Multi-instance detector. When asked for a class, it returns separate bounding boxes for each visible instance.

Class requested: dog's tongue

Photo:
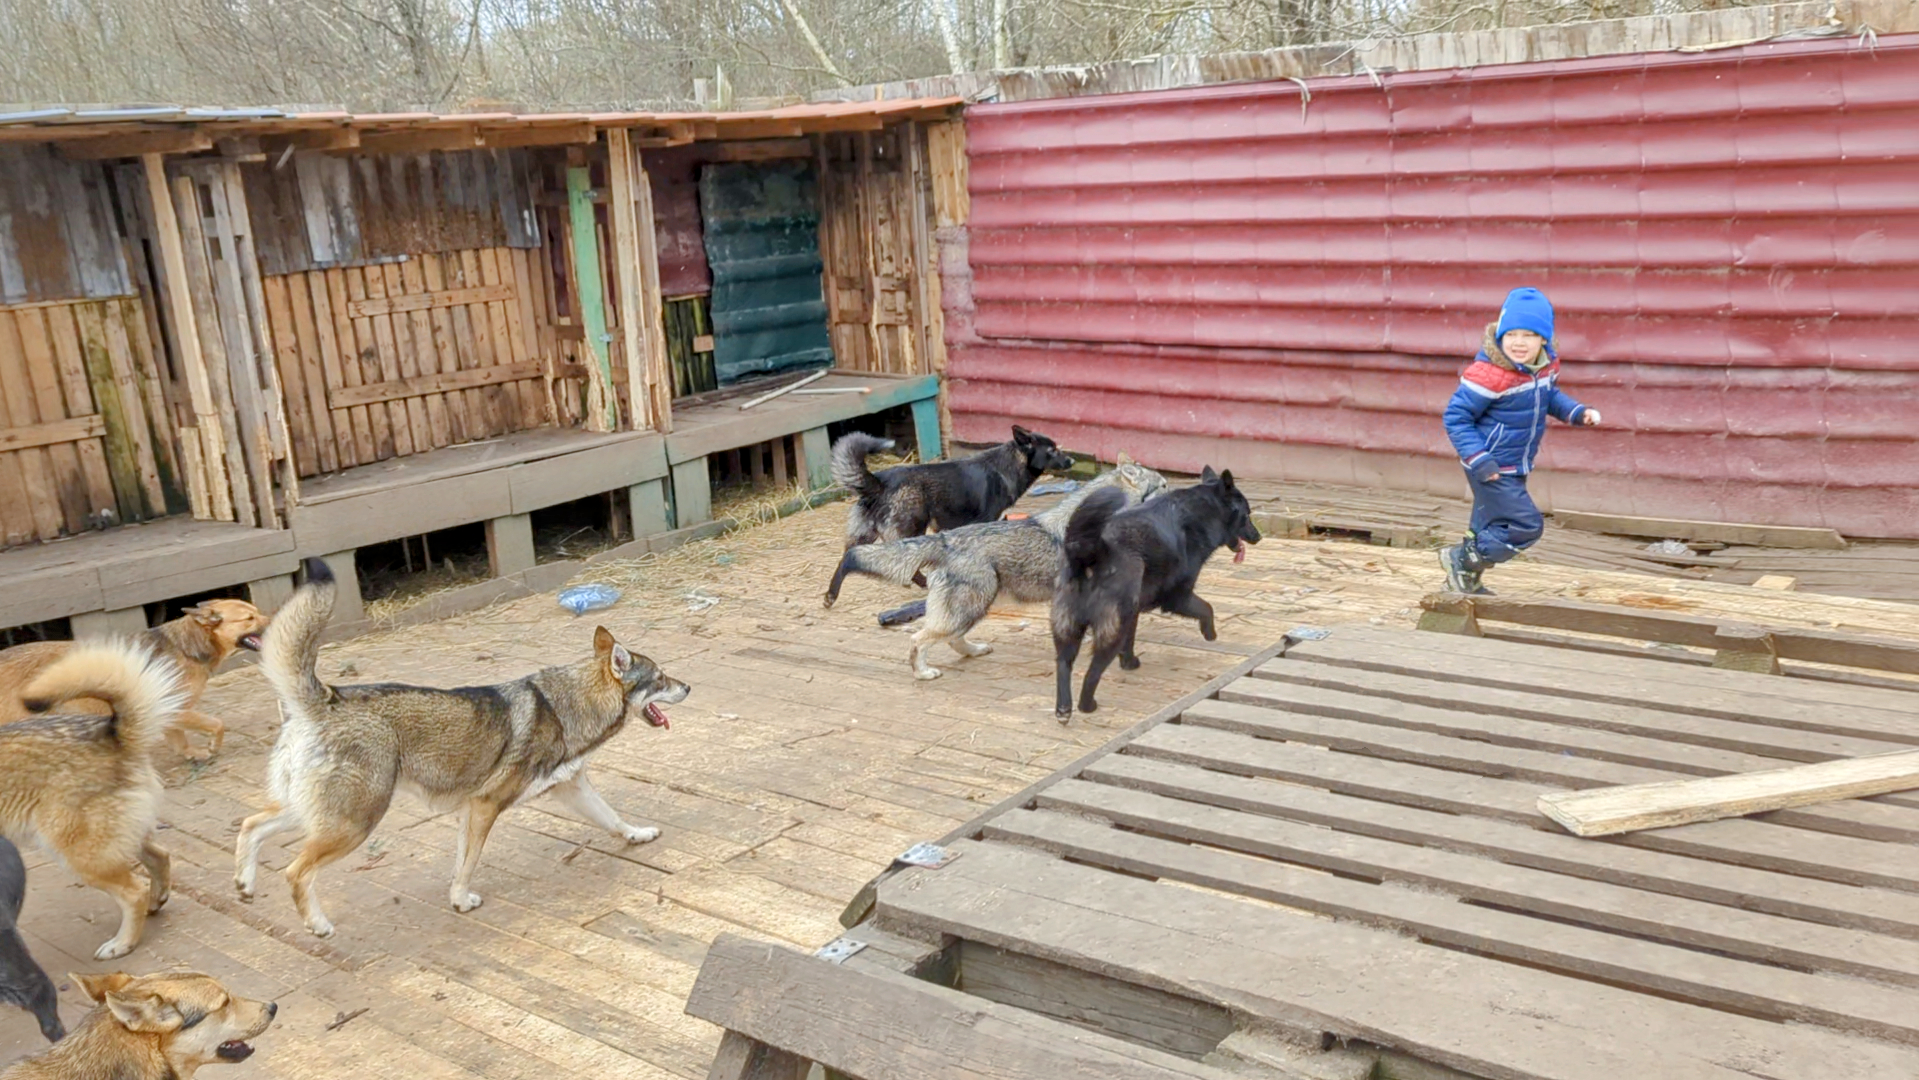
[644,702,670,729]
[1233,540,1247,564]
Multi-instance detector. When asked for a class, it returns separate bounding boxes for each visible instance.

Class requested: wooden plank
[320,267,378,463]
[417,253,472,444]
[377,256,434,450]
[876,841,1919,1080]
[219,159,300,512]
[1084,752,1919,940]
[140,153,226,520]
[606,129,651,433]
[359,263,416,456]
[398,255,453,449]
[473,249,518,435]
[345,283,518,320]
[1554,509,1848,550]
[632,158,673,433]
[169,169,243,522]
[42,303,118,517]
[118,297,181,506]
[7,308,90,531]
[330,361,545,408]
[99,299,168,516]
[1190,692,1919,844]
[0,309,67,541]
[71,302,143,525]
[686,934,1240,1080]
[987,806,1919,1044]
[503,247,547,429]
[285,271,340,473]
[58,130,213,161]
[262,274,319,476]
[1128,721,1919,894]
[1540,751,1919,838]
[565,165,618,432]
[0,412,106,451]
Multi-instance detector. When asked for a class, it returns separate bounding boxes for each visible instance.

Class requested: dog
[0,600,269,761]
[1052,467,1261,718]
[0,970,276,1079]
[826,459,1168,680]
[832,425,1075,551]
[236,557,691,938]
[0,838,62,1043]
[0,642,184,960]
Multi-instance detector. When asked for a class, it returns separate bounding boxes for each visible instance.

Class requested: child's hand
[1582,409,1602,427]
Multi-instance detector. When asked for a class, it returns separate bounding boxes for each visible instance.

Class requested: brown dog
[0,970,276,1079]
[0,600,268,761]
[0,642,184,960]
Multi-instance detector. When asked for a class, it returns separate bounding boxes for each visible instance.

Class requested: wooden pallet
[702,627,1919,1080]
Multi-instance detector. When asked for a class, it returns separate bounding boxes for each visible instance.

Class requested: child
[1440,287,1599,594]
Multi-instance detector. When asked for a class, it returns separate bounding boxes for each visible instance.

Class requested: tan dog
[0,970,277,1079]
[237,558,691,938]
[0,600,268,761]
[0,642,184,959]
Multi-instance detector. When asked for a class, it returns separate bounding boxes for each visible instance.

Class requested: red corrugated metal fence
[944,35,1919,538]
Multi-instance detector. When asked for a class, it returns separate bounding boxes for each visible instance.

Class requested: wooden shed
[0,99,960,636]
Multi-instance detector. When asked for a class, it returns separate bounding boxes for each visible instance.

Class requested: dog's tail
[1062,486,1128,579]
[262,557,337,712]
[824,535,942,607]
[831,432,895,499]
[20,639,185,757]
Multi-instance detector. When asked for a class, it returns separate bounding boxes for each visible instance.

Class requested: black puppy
[1051,467,1260,718]
[825,425,1074,604]
[1,836,64,1042]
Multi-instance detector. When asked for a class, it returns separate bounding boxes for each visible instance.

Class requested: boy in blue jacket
[1440,288,1600,594]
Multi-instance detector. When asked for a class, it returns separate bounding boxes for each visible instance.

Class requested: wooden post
[628,478,672,538]
[911,397,942,462]
[565,165,619,433]
[671,456,712,528]
[317,550,366,626]
[924,119,968,451]
[605,129,653,433]
[905,123,935,379]
[246,573,296,613]
[705,1030,807,1080]
[800,426,831,490]
[1712,624,1782,675]
[634,155,674,433]
[71,606,151,637]
[487,513,538,578]
[141,153,231,521]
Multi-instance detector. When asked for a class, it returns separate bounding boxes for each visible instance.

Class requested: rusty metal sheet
[645,145,712,298]
[947,34,1919,538]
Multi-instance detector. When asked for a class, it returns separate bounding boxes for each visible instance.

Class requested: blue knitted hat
[1496,287,1554,343]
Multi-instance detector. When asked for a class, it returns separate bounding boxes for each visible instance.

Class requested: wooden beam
[330,361,545,408]
[605,128,653,433]
[0,414,106,452]
[482,121,598,148]
[705,138,814,162]
[565,165,619,432]
[353,128,485,155]
[632,151,674,433]
[267,128,360,153]
[60,130,213,161]
[718,119,808,139]
[347,284,516,319]
[141,153,231,521]
[1540,751,1919,838]
[704,1031,806,1080]
[1553,509,1848,550]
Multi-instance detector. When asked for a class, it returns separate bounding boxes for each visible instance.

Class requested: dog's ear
[186,604,222,628]
[611,643,633,674]
[1115,451,1134,465]
[103,988,186,1034]
[1200,465,1218,484]
[1219,469,1237,491]
[593,626,615,659]
[1011,425,1033,443]
[74,972,133,1004]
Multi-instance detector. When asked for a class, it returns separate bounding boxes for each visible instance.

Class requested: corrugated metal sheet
[700,160,833,385]
[242,148,538,276]
[0,145,130,304]
[948,34,1919,539]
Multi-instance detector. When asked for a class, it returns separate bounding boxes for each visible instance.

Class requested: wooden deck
[0,516,296,627]
[826,625,1919,1080]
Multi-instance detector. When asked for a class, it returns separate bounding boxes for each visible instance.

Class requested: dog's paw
[306,914,335,938]
[94,938,135,961]
[1078,699,1100,715]
[148,892,170,915]
[621,825,661,846]
[451,891,484,913]
[1119,655,1141,670]
[914,666,943,681]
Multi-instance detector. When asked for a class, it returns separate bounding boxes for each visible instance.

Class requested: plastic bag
[557,584,621,615]
[1645,539,1692,556]
[1027,480,1082,497]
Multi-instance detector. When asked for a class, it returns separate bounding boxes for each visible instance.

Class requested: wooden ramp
[700,627,1919,1080]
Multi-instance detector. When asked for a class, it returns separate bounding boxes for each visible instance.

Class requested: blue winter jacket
[1442,338,1590,477]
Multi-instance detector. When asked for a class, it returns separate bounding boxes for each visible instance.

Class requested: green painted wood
[911,397,942,462]
[566,166,619,431]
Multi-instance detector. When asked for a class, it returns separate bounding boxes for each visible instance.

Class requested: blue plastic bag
[558,584,621,615]
[1027,480,1082,497]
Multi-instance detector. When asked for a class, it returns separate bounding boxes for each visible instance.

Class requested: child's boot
[1440,541,1493,595]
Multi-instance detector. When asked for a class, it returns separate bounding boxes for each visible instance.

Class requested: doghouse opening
[357,523,491,607]
[1,616,72,649]
[531,494,625,564]
[154,584,250,625]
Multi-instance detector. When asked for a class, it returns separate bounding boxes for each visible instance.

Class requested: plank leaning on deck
[1539,751,1919,837]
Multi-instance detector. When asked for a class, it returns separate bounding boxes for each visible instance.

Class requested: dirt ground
[4,487,1917,1078]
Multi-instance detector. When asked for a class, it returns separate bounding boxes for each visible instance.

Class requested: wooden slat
[633,158,673,432]
[441,252,490,439]
[687,934,1240,1080]
[606,128,651,433]
[196,163,276,527]
[142,154,227,521]
[457,250,504,438]
[987,806,1919,1044]
[357,264,415,457]
[876,841,1919,1080]
[1127,721,1919,894]
[345,283,517,319]
[0,413,107,451]
[118,296,181,504]
[1553,509,1848,550]
[71,301,144,526]
[170,169,244,523]
[99,298,167,516]
[477,249,523,433]
[1540,751,1919,837]
[285,271,339,473]
[417,252,471,444]
[0,307,67,540]
[319,267,378,463]
[398,255,453,449]
[3,309,88,532]
[262,274,319,476]
[1191,692,1919,844]
[219,159,299,515]
[565,165,617,432]
[1083,752,1919,940]
[330,361,545,408]
[42,303,117,517]
[505,246,549,429]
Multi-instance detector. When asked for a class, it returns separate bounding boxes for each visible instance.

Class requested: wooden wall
[263,248,554,478]
[816,125,940,380]
[0,297,175,548]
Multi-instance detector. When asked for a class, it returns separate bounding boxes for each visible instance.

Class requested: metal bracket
[814,938,868,965]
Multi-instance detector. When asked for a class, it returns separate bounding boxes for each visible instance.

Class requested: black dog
[1051,467,1260,718]
[1,836,64,1042]
[825,425,1074,605]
